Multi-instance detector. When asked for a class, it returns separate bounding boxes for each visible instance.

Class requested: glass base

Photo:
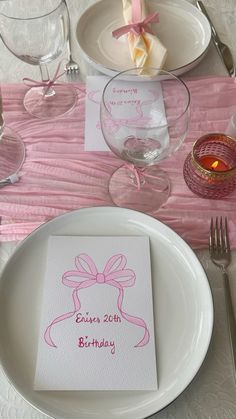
[109,165,170,212]
[23,84,77,119]
[0,126,25,182]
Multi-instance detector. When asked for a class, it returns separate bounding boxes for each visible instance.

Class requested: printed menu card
[34,235,157,390]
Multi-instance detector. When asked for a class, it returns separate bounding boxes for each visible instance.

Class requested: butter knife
[196,1,235,77]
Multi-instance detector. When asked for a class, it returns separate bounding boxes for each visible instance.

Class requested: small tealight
[198,156,229,172]
[183,133,236,199]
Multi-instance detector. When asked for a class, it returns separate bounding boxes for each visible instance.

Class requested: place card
[34,235,157,390]
[84,75,168,151]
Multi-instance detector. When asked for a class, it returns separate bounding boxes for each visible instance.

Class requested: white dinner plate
[76,0,211,77]
[0,207,213,419]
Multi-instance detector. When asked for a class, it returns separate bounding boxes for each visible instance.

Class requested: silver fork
[64,1,79,74]
[209,216,236,381]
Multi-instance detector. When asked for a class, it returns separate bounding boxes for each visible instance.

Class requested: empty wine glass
[0,92,25,185]
[100,67,190,212]
[0,0,76,119]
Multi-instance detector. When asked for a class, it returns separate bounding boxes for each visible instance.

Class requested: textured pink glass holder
[183,133,236,199]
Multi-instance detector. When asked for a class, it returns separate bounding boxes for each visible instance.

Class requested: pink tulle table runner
[1,76,236,249]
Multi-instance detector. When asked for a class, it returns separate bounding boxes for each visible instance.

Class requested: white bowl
[76,0,211,77]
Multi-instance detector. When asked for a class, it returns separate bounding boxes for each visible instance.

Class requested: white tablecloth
[0,1,236,418]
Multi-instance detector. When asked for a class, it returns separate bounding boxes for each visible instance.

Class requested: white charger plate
[76,0,211,77]
[0,207,213,419]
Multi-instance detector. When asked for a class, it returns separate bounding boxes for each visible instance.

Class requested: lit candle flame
[211,160,219,169]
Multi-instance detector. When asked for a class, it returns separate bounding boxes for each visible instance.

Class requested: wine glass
[100,67,190,212]
[0,0,76,119]
[0,92,25,185]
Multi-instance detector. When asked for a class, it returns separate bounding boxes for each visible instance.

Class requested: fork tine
[219,216,223,250]
[224,217,231,252]
[215,216,220,251]
[209,217,214,252]
[210,216,230,255]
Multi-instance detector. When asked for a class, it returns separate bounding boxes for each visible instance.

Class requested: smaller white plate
[76,0,211,77]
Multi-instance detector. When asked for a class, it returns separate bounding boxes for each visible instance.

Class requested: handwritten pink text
[78,336,116,354]
[112,87,138,95]
[109,100,140,106]
[75,312,121,324]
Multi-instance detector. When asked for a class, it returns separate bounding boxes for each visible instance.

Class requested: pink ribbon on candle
[44,253,150,348]
[23,61,66,96]
[112,0,159,39]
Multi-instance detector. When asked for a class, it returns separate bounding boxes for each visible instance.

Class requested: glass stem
[125,164,146,190]
[39,63,55,97]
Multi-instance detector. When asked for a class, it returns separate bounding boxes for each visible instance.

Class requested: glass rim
[0,0,65,21]
[101,66,191,129]
[191,132,236,177]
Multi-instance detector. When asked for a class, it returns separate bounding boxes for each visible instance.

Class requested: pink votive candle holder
[183,133,236,199]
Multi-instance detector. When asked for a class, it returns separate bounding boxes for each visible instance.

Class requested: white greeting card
[34,235,157,390]
[85,75,169,151]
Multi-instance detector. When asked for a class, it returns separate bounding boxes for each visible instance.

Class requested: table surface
[1,1,236,418]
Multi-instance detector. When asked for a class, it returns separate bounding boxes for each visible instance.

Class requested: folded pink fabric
[0,77,236,249]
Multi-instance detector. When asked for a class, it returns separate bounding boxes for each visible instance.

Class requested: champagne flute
[100,67,190,212]
[0,0,76,119]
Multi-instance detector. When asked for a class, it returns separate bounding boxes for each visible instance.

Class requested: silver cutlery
[0,179,16,187]
[0,173,19,187]
[64,1,79,74]
[209,216,236,381]
[196,1,235,77]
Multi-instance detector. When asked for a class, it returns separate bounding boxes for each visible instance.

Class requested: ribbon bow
[112,0,159,39]
[124,163,162,190]
[23,61,66,96]
[44,253,150,348]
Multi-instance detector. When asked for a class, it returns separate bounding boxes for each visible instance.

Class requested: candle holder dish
[183,133,236,199]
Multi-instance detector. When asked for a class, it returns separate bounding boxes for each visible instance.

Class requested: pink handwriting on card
[77,336,116,354]
[44,253,150,350]
[89,87,160,135]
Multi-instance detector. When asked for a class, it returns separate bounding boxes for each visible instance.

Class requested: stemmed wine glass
[100,67,190,212]
[0,92,25,185]
[0,0,76,119]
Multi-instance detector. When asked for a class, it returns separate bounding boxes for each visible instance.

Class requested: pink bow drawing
[44,253,150,348]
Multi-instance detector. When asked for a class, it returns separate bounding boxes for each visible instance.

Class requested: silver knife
[196,1,235,77]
